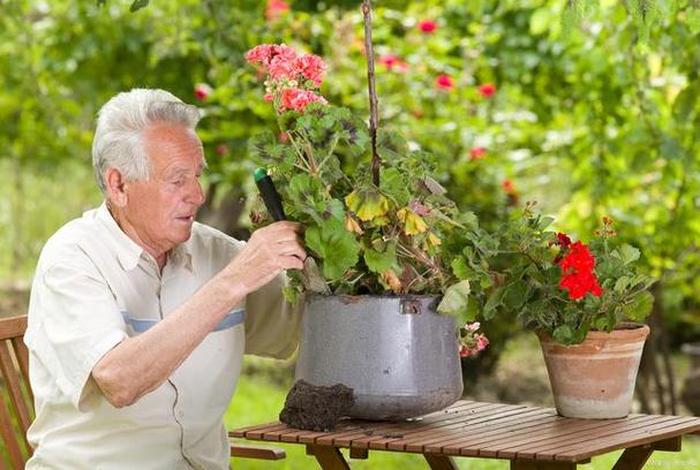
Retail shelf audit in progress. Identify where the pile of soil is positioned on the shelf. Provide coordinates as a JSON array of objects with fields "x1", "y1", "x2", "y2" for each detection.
[{"x1": 279, "y1": 380, "x2": 354, "y2": 431}]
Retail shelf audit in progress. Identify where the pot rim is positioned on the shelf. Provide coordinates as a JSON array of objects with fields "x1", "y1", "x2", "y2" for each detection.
[
  {"x1": 538, "y1": 322, "x2": 650, "y2": 345},
  {"x1": 306, "y1": 293, "x2": 441, "y2": 301}
]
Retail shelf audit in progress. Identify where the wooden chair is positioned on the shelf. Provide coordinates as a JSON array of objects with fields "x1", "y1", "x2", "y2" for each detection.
[{"x1": 0, "y1": 314, "x2": 284, "y2": 469}]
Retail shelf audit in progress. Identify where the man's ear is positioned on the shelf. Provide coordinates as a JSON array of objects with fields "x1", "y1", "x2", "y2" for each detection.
[{"x1": 105, "y1": 167, "x2": 128, "y2": 208}]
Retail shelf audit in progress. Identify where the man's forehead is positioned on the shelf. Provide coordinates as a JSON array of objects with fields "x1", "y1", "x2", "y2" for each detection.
[{"x1": 143, "y1": 123, "x2": 205, "y2": 170}]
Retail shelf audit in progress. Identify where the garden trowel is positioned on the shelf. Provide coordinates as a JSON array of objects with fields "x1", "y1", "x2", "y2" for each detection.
[{"x1": 254, "y1": 168, "x2": 330, "y2": 295}]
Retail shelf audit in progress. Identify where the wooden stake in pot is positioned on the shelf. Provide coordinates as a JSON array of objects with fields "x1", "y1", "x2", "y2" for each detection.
[{"x1": 361, "y1": 0, "x2": 381, "y2": 187}]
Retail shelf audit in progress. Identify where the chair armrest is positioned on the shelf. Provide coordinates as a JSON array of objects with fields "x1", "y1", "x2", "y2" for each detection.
[{"x1": 230, "y1": 441, "x2": 286, "y2": 460}]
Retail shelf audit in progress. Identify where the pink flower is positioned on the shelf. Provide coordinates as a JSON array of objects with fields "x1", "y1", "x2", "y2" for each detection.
[
  {"x1": 379, "y1": 54, "x2": 409, "y2": 73},
  {"x1": 478, "y1": 83, "x2": 496, "y2": 98},
  {"x1": 265, "y1": 0, "x2": 290, "y2": 22},
  {"x1": 268, "y1": 46, "x2": 299, "y2": 81},
  {"x1": 409, "y1": 199, "x2": 431, "y2": 216},
  {"x1": 215, "y1": 143, "x2": 229, "y2": 156},
  {"x1": 245, "y1": 44, "x2": 297, "y2": 70},
  {"x1": 294, "y1": 54, "x2": 327, "y2": 87},
  {"x1": 465, "y1": 321, "x2": 480, "y2": 331},
  {"x1": 475, "y1": 334, "x2": 489, "y2": 351},
  {"x1": 435, "y1": 74, "x2": 454, "y2": 90},
  {"x1": 418, "y1": 20, "x2": 438, "y2": 34},
  {"x1": 279, "y1": 88, "x2": 327, "y2": 113},
  {"x1": 194, "y1": 83, "x2": 213, "y2": 101},
  {"x1": 459, "y1": 345, "x2": 473, "y2": 358},
  {"x1": 469, "y1": 147, "x2": 486, "y2": 161}
]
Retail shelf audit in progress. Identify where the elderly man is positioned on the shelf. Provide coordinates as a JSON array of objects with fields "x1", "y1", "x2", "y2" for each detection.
[{"x1": 24, "y1": 88, "x2": 306, "y2": 469}]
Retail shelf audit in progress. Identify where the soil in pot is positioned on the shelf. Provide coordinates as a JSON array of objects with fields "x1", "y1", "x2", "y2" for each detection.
[{"x1": 279, "y1": 380, "x2": 355, "y2": 431}]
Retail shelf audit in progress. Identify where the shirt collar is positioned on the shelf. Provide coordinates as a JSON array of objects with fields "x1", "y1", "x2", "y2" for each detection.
[
  {"x1": 95, "y1": 202, "x2": 144, "y2": 271},
  {"x1": 169, "y1": 240, "x2": 194, "y2": 273},
  {"x1": 95, "y1": 202, "x2": 195, "y2": 273}
]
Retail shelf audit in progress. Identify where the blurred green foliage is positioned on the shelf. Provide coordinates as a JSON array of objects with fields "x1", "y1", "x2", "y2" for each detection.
[{"x1": 0, "y1": 0, "x2": 698, "y2": 345}]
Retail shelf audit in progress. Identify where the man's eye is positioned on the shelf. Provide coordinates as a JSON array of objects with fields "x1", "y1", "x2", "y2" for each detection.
[{"x1": 171, "y1": 179, "x2": 186, "y2": 187}]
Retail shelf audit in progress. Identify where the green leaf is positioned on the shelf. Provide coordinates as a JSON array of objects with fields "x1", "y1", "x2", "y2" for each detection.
[
  {"x1": 380, "y1": 167, "x2": 411, "y2": 206},
  {"x1": 305, "y1": 218, "x2": 360, "y2": 280},
  {"x1": 437, "y1": 281, "x2": 471, "y2": 318},
  {"x1": 622, "y1": 290, "x2": 654, "y2": 322},
  {"x1": 552, "y1": 324, "x2": 575, "y2": 345},
  {"x1": 503, "y1": 280, "x2": 529, "y2": 309},
  {"x1": 451, "y1": 257, "x2": 476, "y2": 280},
  {"x1": 364, "y1": 242, "x2": 399, "y2": 274},
  {"x1": 483, "y1": 287, "x2": 505, "y2": 320},
  {"x1": 537, "y1": 216, "x2": 555, "y2": 230},
  {"x1": 130, "y1": 0, "x2": 149, "y2": 12},
  {"x1": 619, "y1": 244, "x2": 641, "y2": 265}
]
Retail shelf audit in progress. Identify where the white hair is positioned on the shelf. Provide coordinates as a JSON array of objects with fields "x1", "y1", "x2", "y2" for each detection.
[{"x1": 92, "y1": 88, "x2": 202, "y2": 195}]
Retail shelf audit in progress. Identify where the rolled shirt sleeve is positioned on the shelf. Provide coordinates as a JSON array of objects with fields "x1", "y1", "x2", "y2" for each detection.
[{"x1": 25, "y1": 258, "x2": 128, "y2": 411}]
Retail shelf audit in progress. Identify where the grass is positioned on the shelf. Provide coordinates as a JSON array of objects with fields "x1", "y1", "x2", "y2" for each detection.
[{"x1": 226, "y1": 371, "x2": 700, "y2": 469}]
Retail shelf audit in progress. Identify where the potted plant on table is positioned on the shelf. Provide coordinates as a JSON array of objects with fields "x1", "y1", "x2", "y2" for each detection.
[
  {"x1": 455, "y1": 203, "x2": 655, "y2": 418},
  {"x1": 242, "y1": 6, "x2": 488, "y2": 422}
]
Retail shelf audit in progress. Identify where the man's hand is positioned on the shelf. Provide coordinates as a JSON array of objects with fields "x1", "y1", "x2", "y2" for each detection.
[{"x1": 224, "y1": 221, "x2": 306, "y2": 296}]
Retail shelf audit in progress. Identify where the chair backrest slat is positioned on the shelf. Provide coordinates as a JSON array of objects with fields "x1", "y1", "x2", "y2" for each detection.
[
  {"x1": 0, "y1": 315, "x2": 34, "y2": 468},
  {"x1": 0, "y1": 341, "x2": 32, "y2": 435},
  {"x1": 11, "y1": 336, "x2": 33, "y2": 403},
  {"x1": 0, "y1": 372, "x2": 26, "y2": 470}
]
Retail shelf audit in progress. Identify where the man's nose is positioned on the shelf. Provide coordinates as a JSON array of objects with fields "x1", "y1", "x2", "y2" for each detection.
[{"x1": 186, "y1": 178, "x2": 206, "y2": 206}]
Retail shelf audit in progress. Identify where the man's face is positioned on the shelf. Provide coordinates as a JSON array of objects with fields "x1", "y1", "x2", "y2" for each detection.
[{"x1": 123, "y1": 123, "x2": 206, "y2": 255}]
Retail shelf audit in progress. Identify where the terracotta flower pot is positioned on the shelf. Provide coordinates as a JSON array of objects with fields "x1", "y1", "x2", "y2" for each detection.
[
  {"x1": 681, "y1": 343, "x2": 700, "y2": 416},
  {"x1": 538, "y1": 323, "x2": 650, "y2": 419}
]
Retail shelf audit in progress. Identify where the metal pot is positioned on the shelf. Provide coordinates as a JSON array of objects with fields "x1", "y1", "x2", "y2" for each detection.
[{"x1": 295, "y1": 295, "x2": 463, "y2": 420}]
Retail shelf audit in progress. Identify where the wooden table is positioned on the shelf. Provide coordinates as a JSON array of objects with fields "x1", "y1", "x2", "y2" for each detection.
[{"x1": 230, "y1": 400, "x2": 700, "y2": 469}]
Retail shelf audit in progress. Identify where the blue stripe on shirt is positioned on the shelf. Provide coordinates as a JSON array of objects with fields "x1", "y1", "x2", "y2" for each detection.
[{"x1": 121, "y1": 308, "x2": 246, "y2": 334}]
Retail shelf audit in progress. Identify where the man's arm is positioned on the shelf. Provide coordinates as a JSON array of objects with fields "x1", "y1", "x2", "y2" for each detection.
[{"x1": 91, "y1": 221, "x2": 305, "y2": 408}]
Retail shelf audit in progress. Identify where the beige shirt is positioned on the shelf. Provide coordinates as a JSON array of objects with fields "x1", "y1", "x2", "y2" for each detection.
[{"x1": 24, "y1": 203, "x2": 301, "y2": 469}]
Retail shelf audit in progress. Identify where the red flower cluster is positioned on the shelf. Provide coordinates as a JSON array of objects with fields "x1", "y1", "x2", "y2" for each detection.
[
  {"x1": 435, "y1": 74, "x2": 454, "y2": 90},
  {"x1": 379, "y1": 54, "x2": 409, "y2": 73},
  {"x1": 245, "y1": 44, "x2": 328, "y2": 113},
  {"x1": 557, "y1": 240, "x2": 602, "y2": 300},
  {"x1": 194, "y1": 83, "x2": 212, "y2": 101},
  {"x1": 501, "y1": 179, "x2": 515, "y2": 193},
  {"x1": 469, "y1": 147, "x2": 486, "y2": 161},
  {"x1": 265, "y1": 0, "x2": 290, "y2": 22},
  {"x1": 418, "y1": 20, "x2": 438, "y2": 34},
  {"x1": 478, "y1": 83, "x2": 496, "y2": 98}
]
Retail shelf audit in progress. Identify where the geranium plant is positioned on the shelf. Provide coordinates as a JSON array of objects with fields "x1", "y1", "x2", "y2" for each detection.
[
  {"x1": 244, "y1": 41, "x2": 486, "y2": 355},
  {"x1": 450, "y1": 202, "x2": 655, "y2": 345}
]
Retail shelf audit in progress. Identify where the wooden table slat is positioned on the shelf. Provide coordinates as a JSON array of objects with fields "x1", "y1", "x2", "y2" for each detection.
[
  {"x1": 326, "y1": 401, "x2": 492, "y2": 448},
  {"x1": 478, "y1": 417, "x2": 650, "y2": 458},
  {"x1": 480, "y1": 415, "x2": 657, "y2": 459},
  {"x1": 362, "y1": 402, "x2": 511, "y2": 450},
  {"x1": 279, "y1": 421, "x2": 361, "y2": 444},
  {"x1": 511, "y1": 415, "x2": 684, "y2": 460},
  {"x1": 246, "y1": 423, "x2": 289, "y2": 440},
  {"x1": 551, "y1": 417, "x2": 700, "y2": 462},
  {"x1": 392, "y1": 405, "x2": 532, "y2": 452},
  {"x1": 432, "y1": 410, "x2": 560, "y2": 455}
]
